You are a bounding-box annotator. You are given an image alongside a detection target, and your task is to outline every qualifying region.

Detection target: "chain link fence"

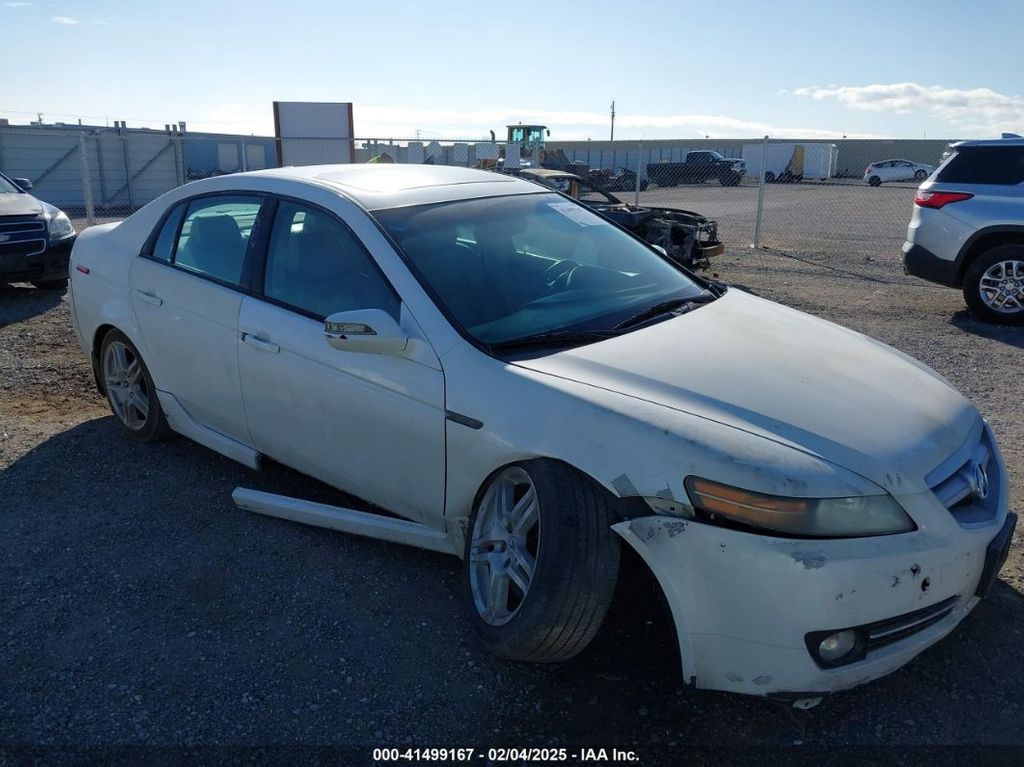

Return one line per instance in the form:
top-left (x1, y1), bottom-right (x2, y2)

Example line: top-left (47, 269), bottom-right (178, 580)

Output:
top-left (0, 125), bottom-right (944, 264)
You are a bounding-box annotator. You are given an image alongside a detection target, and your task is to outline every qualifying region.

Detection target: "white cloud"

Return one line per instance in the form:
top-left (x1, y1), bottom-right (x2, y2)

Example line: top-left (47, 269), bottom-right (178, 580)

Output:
top-left (93, 20), bottom-right (109, 25)
top-left (4, 3), bottom-right (34, 7)
top-left (51, 15), bottom-right (78, 24)
top-left (793, 82), bottom-right (1024, 135)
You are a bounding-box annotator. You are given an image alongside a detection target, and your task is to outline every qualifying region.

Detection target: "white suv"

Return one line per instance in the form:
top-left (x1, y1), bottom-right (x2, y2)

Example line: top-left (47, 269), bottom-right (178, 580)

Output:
top-left (902, 138), bottom-right (1024, 325)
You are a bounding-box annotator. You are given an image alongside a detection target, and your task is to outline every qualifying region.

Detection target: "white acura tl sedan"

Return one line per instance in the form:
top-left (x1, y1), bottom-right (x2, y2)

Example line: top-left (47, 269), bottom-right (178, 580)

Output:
top-left (68, 165), bottom-right (1015, 706)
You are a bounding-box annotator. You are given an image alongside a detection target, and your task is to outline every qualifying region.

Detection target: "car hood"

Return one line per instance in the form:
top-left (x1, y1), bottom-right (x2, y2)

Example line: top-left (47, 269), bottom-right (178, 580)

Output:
top-left (513, 290), bottom-right (977, 493)
top-left (0, 192), bottom-right (43, 217)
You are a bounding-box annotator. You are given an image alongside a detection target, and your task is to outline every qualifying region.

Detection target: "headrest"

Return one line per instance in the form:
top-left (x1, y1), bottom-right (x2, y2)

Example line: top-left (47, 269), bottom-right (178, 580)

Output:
top-left (189, 214), bottom-right (242, 248)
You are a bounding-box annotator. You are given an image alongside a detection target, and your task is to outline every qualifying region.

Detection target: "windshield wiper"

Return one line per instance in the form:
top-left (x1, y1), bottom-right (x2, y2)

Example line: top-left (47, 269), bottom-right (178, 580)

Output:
top-left (613, 292), bottom-right (715, 330)
top-left (488, 329), bottom-right (622, 352)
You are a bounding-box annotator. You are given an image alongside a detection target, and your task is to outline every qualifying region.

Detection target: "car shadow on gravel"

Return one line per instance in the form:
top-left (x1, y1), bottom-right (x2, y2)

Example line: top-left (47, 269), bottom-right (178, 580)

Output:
top-left (4, 417), bottom-right (1024, 748)
top-left (949, 310), bottom-right (1024, 349)
top-left (0, 283), bottom-right (65, 329)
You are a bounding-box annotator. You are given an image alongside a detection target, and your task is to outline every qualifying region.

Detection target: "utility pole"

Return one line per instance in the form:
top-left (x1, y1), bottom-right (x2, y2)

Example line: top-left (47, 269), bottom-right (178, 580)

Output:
top-left (610, 100), bottom-right (615, 141)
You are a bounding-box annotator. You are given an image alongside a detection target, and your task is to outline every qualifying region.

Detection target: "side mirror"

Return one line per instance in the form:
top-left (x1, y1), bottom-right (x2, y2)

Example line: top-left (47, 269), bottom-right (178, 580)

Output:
top-left (324, 308), bottom-right (409, 355)
top-left (12, 178), bottom-right (33, 191)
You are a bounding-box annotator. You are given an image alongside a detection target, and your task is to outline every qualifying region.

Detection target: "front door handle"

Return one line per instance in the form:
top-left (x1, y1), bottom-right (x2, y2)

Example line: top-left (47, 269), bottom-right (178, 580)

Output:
top-left (240, 332), bottom-right (280, 354)
top-left (134, 289), bottom-right (163, 306)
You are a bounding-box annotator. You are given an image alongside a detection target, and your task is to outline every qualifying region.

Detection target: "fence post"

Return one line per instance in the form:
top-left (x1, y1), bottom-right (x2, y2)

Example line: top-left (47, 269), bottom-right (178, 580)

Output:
top-left (752, 134), bottom-right (768, 248)
top-left (171, 129), bottom-right (185, 186)
top-left (634, 142), bottom-right (642, 206)
top-left (121, 131), bottom-right (135, 211)
top-left (79, 134), bottom-right (96, 226)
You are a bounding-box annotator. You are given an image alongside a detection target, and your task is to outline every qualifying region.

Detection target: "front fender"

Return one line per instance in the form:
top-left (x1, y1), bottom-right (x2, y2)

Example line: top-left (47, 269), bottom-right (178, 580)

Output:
top-left (440, 344), bottom-right (878, 544)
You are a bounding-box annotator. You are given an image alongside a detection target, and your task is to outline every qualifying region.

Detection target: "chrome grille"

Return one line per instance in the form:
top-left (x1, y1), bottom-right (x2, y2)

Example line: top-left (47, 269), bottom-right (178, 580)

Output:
top-left (0, 216), bottom-right (47, 264)
top-left (927, 425), bottom-right (1001, 526)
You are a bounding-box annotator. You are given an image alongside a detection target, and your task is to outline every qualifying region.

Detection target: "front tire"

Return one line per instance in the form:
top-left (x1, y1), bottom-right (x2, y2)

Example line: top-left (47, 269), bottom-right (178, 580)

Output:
top-left (962, 245), bottom-right (1024, 325)
top-left (99, 329), bottom-right (173, 441)
top-left (914, 169), bottom-right (928, 181)
top-left (464, 460), bottom-right (620, 662)
top-left (868, 175), bottom-right (882, 187)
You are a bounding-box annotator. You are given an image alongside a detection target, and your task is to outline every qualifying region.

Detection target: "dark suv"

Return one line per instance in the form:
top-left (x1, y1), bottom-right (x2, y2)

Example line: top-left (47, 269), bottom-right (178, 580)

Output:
top-left (0, 171), bottom-right (77, 289)
top-left (902, 138), bottom-right (1024, 325)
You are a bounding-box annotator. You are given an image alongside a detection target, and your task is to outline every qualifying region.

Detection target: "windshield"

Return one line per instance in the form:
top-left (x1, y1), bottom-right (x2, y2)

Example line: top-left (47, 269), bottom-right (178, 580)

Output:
top-left (373, 193), bottom-right (707, 347)
top-left (0, 174), bottom-right (22, 194)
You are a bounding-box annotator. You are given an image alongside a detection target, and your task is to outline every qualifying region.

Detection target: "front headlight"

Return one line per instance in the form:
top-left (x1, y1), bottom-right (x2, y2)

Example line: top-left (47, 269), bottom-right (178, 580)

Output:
top-left (48, 211), bottom-right (75, 239)
top-left (684, 477), bottom-right (915, 538)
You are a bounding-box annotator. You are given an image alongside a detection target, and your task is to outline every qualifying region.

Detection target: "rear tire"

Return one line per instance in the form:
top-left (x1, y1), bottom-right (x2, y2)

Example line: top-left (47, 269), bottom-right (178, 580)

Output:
top-left (962, 245), bottom-right (1024, 325)
top-left (914, 169), bottom-right (928, 181)
top-left (764, 171), bottom-right (776, 183)
top-left (32, 278), bottom-right (68, 290)
top-left (99, 329), bottom-right (173, 441)
top-left (464, 459), bottom-right (620, 662)
top-left (868, 175), bottom-right (882, 187)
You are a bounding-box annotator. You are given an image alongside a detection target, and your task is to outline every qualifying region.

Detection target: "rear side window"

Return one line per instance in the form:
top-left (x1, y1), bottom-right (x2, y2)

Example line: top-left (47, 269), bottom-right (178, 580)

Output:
top-left (150, 204), bottom-right (185, 263)
top-left (936, 147), bottom-right (1024, 185)
top-left (174, 196), bottom-right (263, 286)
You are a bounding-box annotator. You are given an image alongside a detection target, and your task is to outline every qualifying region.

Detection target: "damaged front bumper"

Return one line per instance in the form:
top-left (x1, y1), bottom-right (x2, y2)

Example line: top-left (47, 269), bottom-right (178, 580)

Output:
top-left (612, 500), bottom-right (1013, 699)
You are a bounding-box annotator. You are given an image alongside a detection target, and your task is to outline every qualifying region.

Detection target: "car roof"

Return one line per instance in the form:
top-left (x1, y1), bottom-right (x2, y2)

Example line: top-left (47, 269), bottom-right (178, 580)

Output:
top-left (951, 138), bottom-right (1024, 148)
top-left (242, 164), bottom-right (542, 210)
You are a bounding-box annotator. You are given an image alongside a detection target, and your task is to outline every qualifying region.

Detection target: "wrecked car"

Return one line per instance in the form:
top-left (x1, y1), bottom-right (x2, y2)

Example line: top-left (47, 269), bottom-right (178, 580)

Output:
top-left (69, 165), bottom-right (1015, 707)
top-left (517, 168), bottom-right (723, 270)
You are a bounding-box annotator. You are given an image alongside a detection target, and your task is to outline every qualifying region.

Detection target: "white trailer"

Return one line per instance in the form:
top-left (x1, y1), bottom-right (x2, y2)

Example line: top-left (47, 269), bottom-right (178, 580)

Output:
top-left (742, 142), bottom-right (837, 182)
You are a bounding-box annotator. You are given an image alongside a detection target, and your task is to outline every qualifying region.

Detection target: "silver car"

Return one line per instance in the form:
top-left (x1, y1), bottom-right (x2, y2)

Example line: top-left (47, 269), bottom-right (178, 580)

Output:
top-left (902, 138), bottom-right (1024, 325)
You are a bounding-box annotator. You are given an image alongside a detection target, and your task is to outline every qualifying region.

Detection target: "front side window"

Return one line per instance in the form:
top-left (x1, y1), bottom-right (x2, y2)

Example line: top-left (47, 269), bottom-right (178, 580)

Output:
top-left (174, 196), bottom-right (263, 286)
top-left (374, 193), bottom-right (707, 346)
top-left (263, 201), bottom-right (399, 320)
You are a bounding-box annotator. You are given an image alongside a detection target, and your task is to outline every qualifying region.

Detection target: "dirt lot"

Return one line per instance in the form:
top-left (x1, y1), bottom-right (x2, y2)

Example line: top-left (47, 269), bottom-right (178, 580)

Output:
top-left (2, 210), bottom-right (1023, 758)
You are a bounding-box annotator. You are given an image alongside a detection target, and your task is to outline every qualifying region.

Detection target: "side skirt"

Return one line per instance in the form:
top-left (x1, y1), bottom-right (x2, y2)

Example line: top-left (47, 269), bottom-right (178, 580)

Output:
top-left (233, 487), bottom-right (460, 556)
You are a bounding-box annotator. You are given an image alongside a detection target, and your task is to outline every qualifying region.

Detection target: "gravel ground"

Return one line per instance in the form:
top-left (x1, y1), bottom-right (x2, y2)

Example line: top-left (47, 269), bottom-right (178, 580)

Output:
top-left (1, 220), bottom-right (1022, 761)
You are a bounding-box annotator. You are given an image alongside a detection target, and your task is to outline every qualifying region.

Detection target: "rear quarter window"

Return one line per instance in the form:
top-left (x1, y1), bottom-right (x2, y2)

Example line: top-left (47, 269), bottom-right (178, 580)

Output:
top-left (149, 204), bottom-right (185, 263)
top-left (935, 146), bottom-right (1024, 185)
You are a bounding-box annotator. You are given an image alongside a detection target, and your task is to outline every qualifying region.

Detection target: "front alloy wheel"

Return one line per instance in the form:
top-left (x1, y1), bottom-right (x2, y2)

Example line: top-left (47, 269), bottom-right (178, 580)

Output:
top-left (469, 466), bottom-right (540, 626)
top-left (463, 459), bottom-right (620, 663)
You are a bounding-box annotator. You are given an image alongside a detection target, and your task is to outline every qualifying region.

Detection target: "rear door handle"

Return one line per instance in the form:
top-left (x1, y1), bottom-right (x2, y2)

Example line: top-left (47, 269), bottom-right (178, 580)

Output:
top-left (134, 289), bottom-right (163, 306)
top-left (240, 332), bottom-right (280, 354)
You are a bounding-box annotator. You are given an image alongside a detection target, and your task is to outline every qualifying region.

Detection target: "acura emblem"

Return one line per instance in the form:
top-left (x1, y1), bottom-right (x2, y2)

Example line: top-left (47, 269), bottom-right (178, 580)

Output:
top-left (969, 461), bottom-right (990, 501)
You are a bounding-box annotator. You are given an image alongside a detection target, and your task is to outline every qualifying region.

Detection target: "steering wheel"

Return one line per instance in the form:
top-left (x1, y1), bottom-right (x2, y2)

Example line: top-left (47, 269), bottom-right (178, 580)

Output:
top-left (533, 259), bottom-right (580, 293)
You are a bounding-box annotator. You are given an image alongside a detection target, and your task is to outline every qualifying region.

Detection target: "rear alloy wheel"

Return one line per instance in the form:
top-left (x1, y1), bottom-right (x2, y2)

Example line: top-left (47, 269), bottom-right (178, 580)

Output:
top-left (100, 330), bottom-right (172, 441)
top-left (464, 460), bottom-right (619, 662)
top-left (914, 169), bottom-right (928, 181)
top-left (963, 245), bottom-right (1024, 325)
top-left (868, 175), bottom-right (882, 187)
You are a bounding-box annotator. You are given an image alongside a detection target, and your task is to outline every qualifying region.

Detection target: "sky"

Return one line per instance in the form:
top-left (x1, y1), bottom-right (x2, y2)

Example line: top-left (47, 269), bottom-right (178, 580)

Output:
top-left (2, 0), bottom-right (1023, 141)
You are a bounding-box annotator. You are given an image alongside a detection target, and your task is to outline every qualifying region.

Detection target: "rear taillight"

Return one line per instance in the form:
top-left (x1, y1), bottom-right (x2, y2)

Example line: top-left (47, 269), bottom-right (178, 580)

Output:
top-left (914, 191), bottom-right (974, 209)
top-left (865, 166), bottom-right (872, 173)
